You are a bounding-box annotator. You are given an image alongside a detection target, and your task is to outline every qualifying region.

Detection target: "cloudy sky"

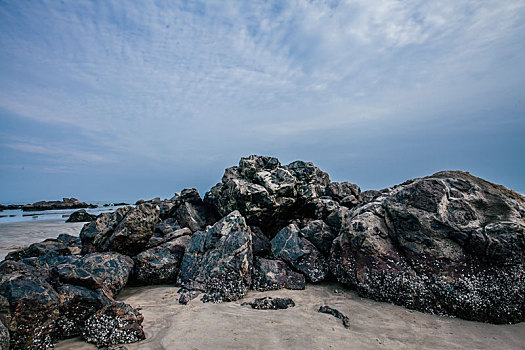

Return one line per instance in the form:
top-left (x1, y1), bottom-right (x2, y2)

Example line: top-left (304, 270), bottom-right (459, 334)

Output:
top-left (1, 0), bottom-right (524, 203)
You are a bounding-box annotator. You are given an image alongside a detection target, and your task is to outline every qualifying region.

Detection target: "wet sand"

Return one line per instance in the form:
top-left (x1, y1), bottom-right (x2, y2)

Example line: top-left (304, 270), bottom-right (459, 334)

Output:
top-left (56, 283), bottom-right (525, 350)
top-left (0, 219), bottom-right (85, 260)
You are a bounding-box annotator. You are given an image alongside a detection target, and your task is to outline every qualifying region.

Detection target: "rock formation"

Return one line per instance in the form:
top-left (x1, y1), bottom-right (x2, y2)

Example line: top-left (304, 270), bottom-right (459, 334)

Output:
top-left (1, 155), bottom-right (524, 349)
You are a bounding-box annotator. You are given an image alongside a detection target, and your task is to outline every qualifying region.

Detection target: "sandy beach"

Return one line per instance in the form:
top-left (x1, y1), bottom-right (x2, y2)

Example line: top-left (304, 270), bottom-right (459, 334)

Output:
top-left (55, 283), bottom-right (525, 350)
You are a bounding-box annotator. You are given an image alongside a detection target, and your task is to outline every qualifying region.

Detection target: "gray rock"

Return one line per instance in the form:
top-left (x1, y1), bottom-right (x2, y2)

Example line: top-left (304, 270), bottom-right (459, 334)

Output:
top-left (330, 171), bottom-right (525, 324)
top-left (66, 209), bottom-right (97, 223)
top-left (178, 211), bottom-right (252, 303)
top-left (133, 235), bottom-right (191, 285)
top-left (252, 257), bottom-right (305, 291)
top-left (271, 224), bottom-right (328, 282)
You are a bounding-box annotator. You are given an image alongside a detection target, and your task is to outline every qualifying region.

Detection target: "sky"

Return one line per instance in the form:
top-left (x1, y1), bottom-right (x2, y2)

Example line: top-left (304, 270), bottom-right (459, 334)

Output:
top-left (0, 0), bottom-right (524, 204)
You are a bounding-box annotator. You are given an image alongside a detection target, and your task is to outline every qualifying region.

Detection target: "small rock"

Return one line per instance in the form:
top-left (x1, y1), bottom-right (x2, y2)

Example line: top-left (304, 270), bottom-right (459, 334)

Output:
top-left (66, 209), bottom-right (97, 223)
top-left (318, 305), bottom-right (350, 328)
top-left (242, 297), bottom-right (295, 310)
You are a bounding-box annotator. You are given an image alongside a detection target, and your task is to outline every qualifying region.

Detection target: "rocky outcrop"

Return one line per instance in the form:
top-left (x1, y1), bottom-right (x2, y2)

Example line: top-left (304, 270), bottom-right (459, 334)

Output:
top-left (330, 170), bottom-right (525, 324)
top-left (204, 155), bottom-right (360, 236)
top-left (82, 302), bottom-right (145, 347)
top-left (5, 238), bottom-right (78, 261)
top-left (66, 209), bottom-right (97, 223)
top-left (178, 211), bottom-right (252, 303)
top-left (22, 198), bottom-right (96, 212)
top-left (271, 224), bottom-right (328, 282)
top-left (80, 204), bottom-right (159, 256)
top-left (242, 297), bottom-right (295, 310)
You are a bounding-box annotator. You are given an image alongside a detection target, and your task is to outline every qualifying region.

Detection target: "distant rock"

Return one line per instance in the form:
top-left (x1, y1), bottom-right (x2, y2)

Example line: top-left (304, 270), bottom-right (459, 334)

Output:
top-left (22, 198), bottom-right (97, 212)
top-left (66, 209), bottom-right (97, 223)
top-left (178, 211), bottom-right (252, 303)
top-left (330, 170), bottom-right (525, 324)
top-left (242, 297), bottom-right (295, 310)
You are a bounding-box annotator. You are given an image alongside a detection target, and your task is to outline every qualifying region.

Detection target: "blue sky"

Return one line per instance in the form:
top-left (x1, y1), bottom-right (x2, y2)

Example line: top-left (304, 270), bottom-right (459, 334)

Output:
top-left (1, 0), bottom-right (524, 203)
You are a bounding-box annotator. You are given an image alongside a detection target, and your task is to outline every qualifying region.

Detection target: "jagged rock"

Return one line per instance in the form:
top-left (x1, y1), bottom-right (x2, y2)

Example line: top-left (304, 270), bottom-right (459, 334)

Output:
top-left (146, 227), bottom-right (191, 249)
top-left (80, 204), bottom-right (159, 256)
top-left (318, 305), bottom-right (350, 328)
top-left (205, 155), bottom-right (350, 235)
top-left (82, 302), bottom-right (145, 347)
top-left (57, 233), bottom-right (82, 248)
top-left (242, 297), bottom-right (295, 310)
top-left (252, 257), bottom-right (305, 291)
top-left (271, 224), bottom-right (327, 282)
top-left (22, 198), bottom-right (96, 212)
top-left (66, 209), bottom-right (97, 223)
top-left (56, 284), bottom-right (113, 338)
top-left (250, 226), bottom-right (272, 257)
top-left (4, 239), bottom-right (76, 261)
top-left (299, 220), bottom-right (337, 255)
top-left (0, 272), bottom-right (59, 349)
top-left (325, 182), bottom-right (361, 208)
top-left (330, 170), bottom-right (525, 324)
top-left (133, 235), bottom-right (190, 285)
top-left (178, 211), bottom-right (252, 303)
top-left (154, 218), bottom-right (181, 236)
top-left (0, 318), bottom-right (9, 350)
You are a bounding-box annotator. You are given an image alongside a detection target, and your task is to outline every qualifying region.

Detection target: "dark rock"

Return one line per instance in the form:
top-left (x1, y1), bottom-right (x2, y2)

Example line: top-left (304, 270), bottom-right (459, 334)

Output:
top-left (318, 305), bottom-right (350, 328)
top-left (271, 224), bottom-right (327, 282)
top-left (56, 284), bottom-right (112, 338)
top-left (56, 233), bottom-right (82, 248)
top-left (133, 235), bottom-right (190, 285)
top-left (0, 319), bottom-right (9, 350)
top-left (22, 198), bottom-right (95, 212)
top-left (146, 226), bottom-right (191, 249)
top-left (204, 155), bottom-right (334, 235)
top-left (325, 181), bottom-right (360, 208)
top-left (5, 239), bottom-right (77, 261)
top-left (178, 211), bottom-right (252, 303)
top-left (242, 297), bottom-right (295, 310)
top-left (299, 220), bottom-right (337, 255)
top-left (330, 170), bottom-right (525, 324)
top-left (0, 272), bottom-right (59, 349)
top-left (250, 226), bottom-right (272, 257)
top-left (80, 204), bottom-right (159, 256)
top-left (82, 302), bottom-right (145, 347)
top-left (154, 218), bottom-right (181, 236)
top-left (252, 257), bottom-right (305, 291)
top-left (66, 209), bottom-right (97, 223)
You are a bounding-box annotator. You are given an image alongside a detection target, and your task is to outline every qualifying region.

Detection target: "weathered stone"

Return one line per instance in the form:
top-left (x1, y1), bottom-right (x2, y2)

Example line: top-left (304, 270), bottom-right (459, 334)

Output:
top-left (250, 226), bottom-right (272, 257)
top-left (147, 226), bottom-right (191, 249)
top-left (178, 211), bottom-right (252, 303)
top-left (318, 305), bottom-right (350, 328)
top-left (330, 171), bottom-right (525, 323)
top-left (0, 273), bottom-right (59, 349)
top-left (252, 257), bottom-right (305, 291)
top-left (5, 239), bottom-right (75, 261)
top-left (66, 209), bottom-right (97, 223)
top-left (299, 220), bottom-right (337, 255)
top-left (56, 284), bottom-right (112, 338)
top-left (242, 297), bottom-right (295, 310)
top-left (82, 302), bottom-right (145, 347)
top-left (133, 235), bottom-right (190, 285)
top-left (81, 204), bottom-right (159, 256)
top-left (271, 224), bottom-right (327, 282)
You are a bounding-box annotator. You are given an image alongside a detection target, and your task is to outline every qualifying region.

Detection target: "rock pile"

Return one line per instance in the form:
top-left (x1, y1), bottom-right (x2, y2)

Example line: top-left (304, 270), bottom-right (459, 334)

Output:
top-left (1, 155), bottom-right (524, 349)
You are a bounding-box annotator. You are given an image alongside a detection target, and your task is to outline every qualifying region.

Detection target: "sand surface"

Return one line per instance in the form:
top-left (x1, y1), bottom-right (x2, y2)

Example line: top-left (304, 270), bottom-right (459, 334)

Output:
top-left (0, 219), bottom-right (85, 260)
top-left (55, 283), bottom-right (525, 350)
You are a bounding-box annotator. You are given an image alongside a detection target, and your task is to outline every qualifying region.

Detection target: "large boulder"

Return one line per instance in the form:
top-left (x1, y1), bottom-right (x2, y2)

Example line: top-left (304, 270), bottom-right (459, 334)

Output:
top-left (133, 235), bottom-right (191, 285)
top-left (204, 155), bottom-right (358, 236)
top-left (178, 211), bottom-right (253, 303)
top-left (80, 204), bottom-right (159, 256)
top-left (330, 171), bottom-right (525, 324)
top-left (271, 224), bottom-right (328, 282)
